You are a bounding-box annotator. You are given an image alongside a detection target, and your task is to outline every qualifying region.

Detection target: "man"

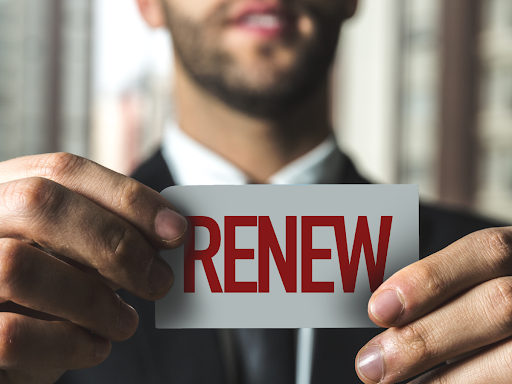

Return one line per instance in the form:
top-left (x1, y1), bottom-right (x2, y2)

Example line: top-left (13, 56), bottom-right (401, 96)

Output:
top-left (0, 0), bottom-right (509, 383)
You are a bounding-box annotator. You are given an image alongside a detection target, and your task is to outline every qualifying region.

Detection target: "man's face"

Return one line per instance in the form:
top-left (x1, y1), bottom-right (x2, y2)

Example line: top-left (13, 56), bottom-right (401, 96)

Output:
top-left (162, 0), bottom-right (356, 118)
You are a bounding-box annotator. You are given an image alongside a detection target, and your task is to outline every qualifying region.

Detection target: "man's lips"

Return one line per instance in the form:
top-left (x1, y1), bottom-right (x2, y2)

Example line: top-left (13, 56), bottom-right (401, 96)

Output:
top-left (229, 3), bottom-right (295, 37)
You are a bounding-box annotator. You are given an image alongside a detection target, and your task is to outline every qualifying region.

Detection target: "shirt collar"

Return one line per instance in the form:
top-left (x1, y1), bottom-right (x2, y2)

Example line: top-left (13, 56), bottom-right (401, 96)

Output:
top-left (161, 122), bottom-right (344, 186)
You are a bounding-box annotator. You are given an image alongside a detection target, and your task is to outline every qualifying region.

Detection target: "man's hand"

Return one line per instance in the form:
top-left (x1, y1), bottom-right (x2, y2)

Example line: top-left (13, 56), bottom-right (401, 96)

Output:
top-left (0, 153), bottom-right (187, 384)
top-left (356, 226), bottom-right (512, 383)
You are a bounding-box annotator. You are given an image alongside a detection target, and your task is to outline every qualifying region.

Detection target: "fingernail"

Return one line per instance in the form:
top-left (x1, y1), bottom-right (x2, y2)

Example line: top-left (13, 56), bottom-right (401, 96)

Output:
top-left (95, 337), bottom-right (111, 359)
top-left (358, 345), bottom-right (384, 383)
top-left (148, 256), bottom-right (174, 295)
top-left (371, 289), bottom-right (404, 325)
top-left (155, 208), bottom-right (187, 242)
top-left (118, 298), bottom-right (139, 334)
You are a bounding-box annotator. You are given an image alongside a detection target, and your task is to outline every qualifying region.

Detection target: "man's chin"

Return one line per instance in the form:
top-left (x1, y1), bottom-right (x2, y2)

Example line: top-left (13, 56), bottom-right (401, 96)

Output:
top-left (197, 75), bottom-right (323, 120)
top-left (227, 44), bottom-right (299, 77)
top-left (225, 70), bottom-right (290, 94)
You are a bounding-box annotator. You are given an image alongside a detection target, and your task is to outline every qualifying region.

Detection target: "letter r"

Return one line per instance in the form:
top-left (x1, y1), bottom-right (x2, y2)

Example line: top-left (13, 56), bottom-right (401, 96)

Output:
top-left (184, 216), bottom-right (223, 293)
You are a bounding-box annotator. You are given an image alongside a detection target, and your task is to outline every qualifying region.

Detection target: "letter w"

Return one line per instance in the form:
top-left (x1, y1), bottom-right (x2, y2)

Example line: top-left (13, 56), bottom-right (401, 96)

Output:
top-left (335, 216), bottom-right (393, 292)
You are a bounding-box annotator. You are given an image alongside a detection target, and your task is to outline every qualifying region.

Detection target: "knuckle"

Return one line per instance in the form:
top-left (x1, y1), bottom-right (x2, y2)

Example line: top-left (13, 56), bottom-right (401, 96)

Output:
top-left (34, 152), bottom-right (86, 182)
top-left (114, 178), bottom-right (144, 212)
top-left (475, 228), bottom-right (512, 270)
top-left (82, 281), bottom-right (118, 333)
top-left (60, 324), bottom-right (83, 365)
top-left (3, 177), bottom-right (66, 221)
top-left (398, 323), bottom-right (434, 362)
top-left (107, 227), bottom-right (137, 267)
top-left (409, 261), bottom-right (446, 299)
top-left (485, 278), bottom-right (512, 330)
top-left (0, 314), bottom-right (21, 367)
top-left (0, 240), bottom-right (27, 297)
top-left (57, 322), bottom-right (102, 369)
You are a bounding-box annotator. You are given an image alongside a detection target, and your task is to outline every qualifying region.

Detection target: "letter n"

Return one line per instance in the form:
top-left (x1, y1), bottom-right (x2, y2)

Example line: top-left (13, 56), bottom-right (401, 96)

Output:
top-left (258, 216), bottom-right (297, 293)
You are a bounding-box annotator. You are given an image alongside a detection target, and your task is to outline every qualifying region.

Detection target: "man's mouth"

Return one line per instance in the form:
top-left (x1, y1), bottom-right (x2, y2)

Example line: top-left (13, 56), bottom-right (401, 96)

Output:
top-left (240, 13), bottom-right (283, 30)
top-left (230, 3), bottom-right (295, 37)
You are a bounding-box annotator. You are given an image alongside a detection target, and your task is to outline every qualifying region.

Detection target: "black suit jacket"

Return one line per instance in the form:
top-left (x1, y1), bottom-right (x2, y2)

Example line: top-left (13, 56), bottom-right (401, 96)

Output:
top-left (59, 150), bottom-right (503, 384)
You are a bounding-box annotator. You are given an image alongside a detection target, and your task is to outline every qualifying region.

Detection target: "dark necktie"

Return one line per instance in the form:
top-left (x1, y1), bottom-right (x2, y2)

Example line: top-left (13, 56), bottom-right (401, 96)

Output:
top-left (228, 328), bottom-right (296, 384)
top-left (226, 180), bottom-right (296, 384)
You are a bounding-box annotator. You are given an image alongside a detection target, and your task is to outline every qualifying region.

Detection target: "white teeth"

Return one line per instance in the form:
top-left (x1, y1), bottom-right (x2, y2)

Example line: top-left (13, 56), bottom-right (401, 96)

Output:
top-left (244, 14), bottom-right (281, 29)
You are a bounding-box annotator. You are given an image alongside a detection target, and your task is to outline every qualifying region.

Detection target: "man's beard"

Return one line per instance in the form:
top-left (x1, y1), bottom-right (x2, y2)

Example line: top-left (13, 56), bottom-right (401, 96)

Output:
top-left (163, 1), bottom-right (342, 119)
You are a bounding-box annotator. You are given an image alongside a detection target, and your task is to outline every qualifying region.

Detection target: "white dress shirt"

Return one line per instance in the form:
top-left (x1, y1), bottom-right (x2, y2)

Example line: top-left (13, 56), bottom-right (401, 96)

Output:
top-left (161, 122), bottom-right (344, 186)
top-left (160, 122), bottom-right (345, 384)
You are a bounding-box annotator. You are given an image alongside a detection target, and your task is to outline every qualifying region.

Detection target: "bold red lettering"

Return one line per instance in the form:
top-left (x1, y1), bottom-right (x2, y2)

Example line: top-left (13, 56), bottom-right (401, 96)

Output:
top-left (184, 216), bottom-right (223, 293)
top-left (258, 216), bottom-right (297, 293)
top-left (301, 216), bottom-right (335, 293)
top-left (335, 216), bottom-right (393, 292)
top-left (225, 216), bottom-right (258, 293)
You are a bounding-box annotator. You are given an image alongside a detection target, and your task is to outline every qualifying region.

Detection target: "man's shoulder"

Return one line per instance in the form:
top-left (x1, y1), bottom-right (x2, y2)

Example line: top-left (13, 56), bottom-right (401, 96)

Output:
top-left (131, 149), bottom-right (174, 192)
top-left (419, 202), bottom-right (506, 258)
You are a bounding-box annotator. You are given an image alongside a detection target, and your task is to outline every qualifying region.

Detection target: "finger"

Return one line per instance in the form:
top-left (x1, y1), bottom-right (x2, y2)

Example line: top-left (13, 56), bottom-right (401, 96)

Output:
top-left (368, 227), bottom-right (512, 327)
top-left (0, 312), bottom-right (111, 370)
top-left (410, 337), bottom-right (512, 384)
top-left (356, 276), bottom-right (512, 383)
top-left (0, 153), bottom-right (187, 249)
top-left (0, 238), bottom-right (138, 341)
top-left (0, 177), bottom-right (174, 299)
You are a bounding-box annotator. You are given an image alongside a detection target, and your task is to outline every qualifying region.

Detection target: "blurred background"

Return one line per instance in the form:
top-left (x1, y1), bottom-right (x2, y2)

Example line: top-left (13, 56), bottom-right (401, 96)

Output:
top-left (0, 0), bottom-right (511, 222)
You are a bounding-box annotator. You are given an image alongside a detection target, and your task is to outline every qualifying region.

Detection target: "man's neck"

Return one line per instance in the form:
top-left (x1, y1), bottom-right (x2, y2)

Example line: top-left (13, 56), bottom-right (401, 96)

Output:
top-left (173, 61), bottom-right (332, 183)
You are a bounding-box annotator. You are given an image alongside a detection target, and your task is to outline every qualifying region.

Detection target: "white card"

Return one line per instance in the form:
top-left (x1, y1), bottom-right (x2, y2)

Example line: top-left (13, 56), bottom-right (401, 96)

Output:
top-left (156, 185), bottom-right (418, 328)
